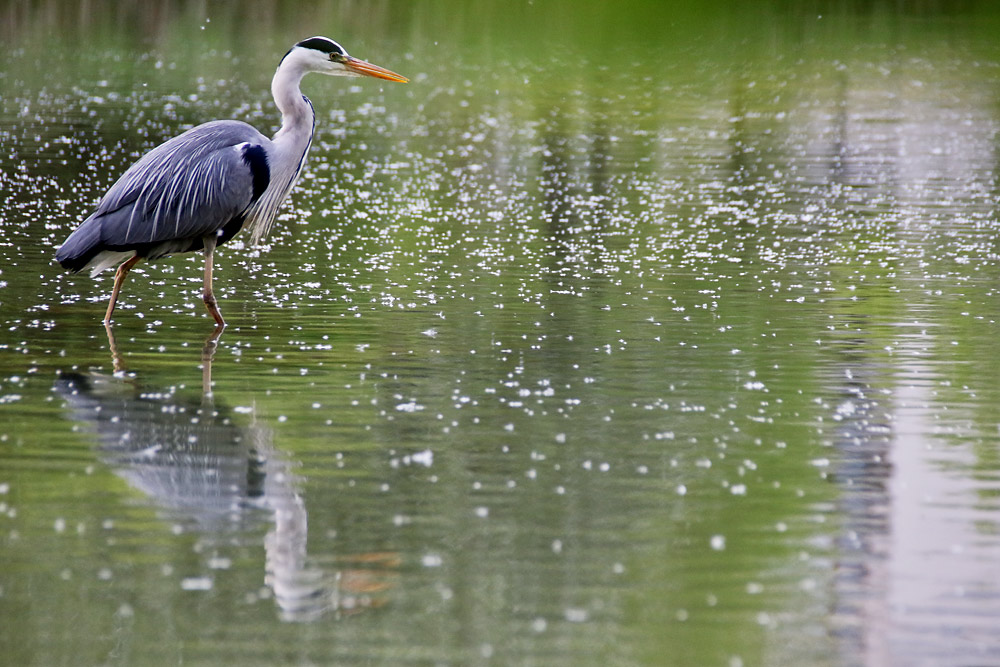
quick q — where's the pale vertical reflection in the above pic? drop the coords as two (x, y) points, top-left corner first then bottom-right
(886, 47), (1000, 661)
(879, 52), (1000, 662)
(887, 354), (988, 657)
(879, 84), (1000, 660)
(805, 49), (1000, 664)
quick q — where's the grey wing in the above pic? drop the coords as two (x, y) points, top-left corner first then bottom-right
(94, 120), (271, 248)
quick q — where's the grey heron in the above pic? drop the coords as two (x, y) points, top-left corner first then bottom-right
(55, 36), (407, 326)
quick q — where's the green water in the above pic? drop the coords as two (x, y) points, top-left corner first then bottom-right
(3, 2), (1000, 665)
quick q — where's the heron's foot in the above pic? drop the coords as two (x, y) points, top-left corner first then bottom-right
(203, 292), (226, 327)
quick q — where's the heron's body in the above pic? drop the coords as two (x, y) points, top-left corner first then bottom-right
(57, 120), (279, 275)
(55, 37), (406, 325)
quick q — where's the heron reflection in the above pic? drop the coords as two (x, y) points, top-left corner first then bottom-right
(56, 334), (395, 621)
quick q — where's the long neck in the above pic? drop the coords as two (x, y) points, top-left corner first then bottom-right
(245, 60), (316, 245)
(270, 61), (315, 152)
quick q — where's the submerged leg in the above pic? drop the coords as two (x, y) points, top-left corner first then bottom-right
(202, 234), (225, 327)
(104, 320), (124, 374)
(104, 254), (141, 324)
(201, 323), (225, 399)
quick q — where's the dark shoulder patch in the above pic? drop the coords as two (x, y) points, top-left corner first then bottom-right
(295, 36), (346, 56)
(241, 144), (270, 201)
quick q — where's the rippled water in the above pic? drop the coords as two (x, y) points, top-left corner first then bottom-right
(3, 3), (1000, 665)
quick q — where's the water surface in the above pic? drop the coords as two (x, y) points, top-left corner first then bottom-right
(2, 2), (1000, 665)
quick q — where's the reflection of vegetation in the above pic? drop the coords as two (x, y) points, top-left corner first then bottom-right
(4, 1), (999, 57)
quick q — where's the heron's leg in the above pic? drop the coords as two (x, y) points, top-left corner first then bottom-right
(104, 254), (141, 324)
(202, 234), (226, 327)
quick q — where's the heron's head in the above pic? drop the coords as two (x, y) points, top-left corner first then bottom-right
(282, 36), (408, 83)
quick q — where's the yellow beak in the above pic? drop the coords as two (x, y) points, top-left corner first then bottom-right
(345, 56), (409, 83)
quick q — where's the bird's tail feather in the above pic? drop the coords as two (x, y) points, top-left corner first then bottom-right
(55, 216), (132, 275)
(55, 217), (103, 273)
